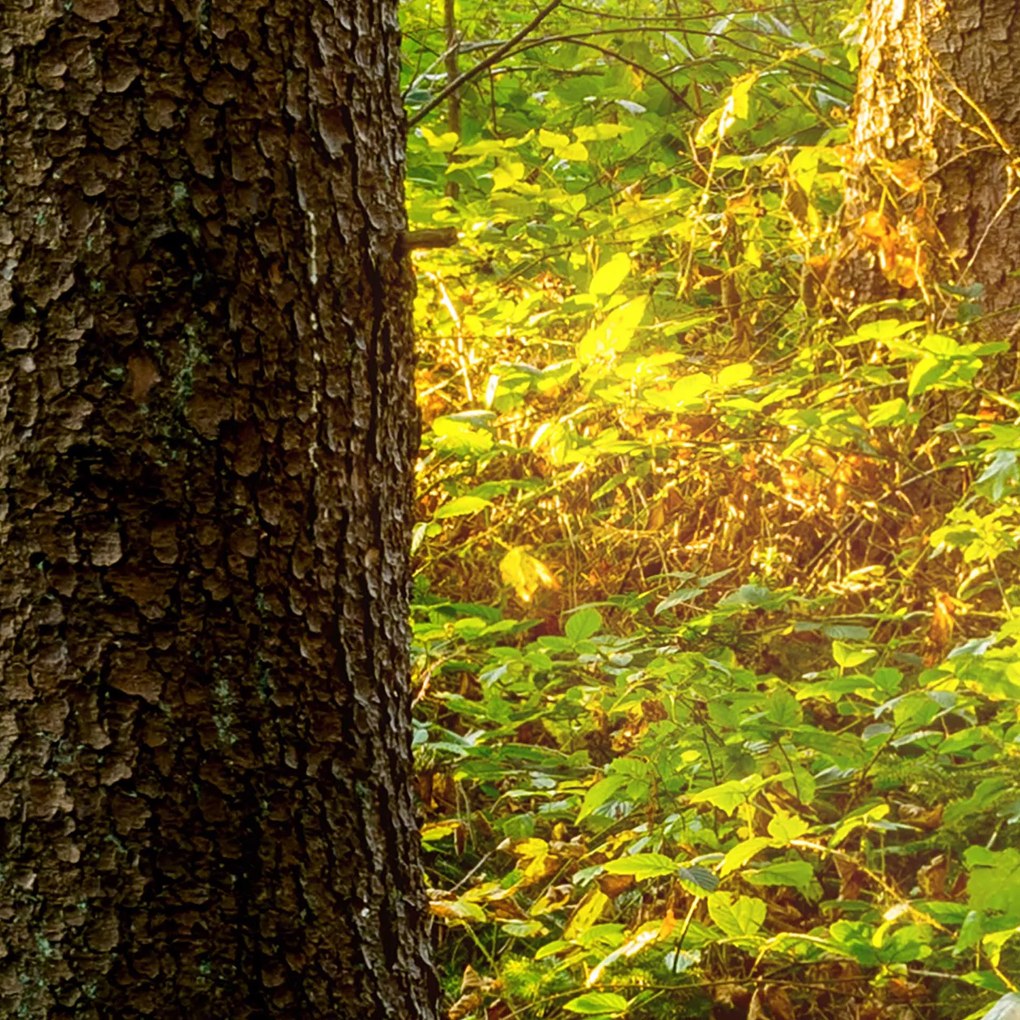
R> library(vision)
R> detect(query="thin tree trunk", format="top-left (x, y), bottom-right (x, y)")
top-left (0, 1), bottom-right (437, 1016)
top-left (844, 0), bottom-right (1020, 331)
top-left (444, 0), bottom-right (462, 199)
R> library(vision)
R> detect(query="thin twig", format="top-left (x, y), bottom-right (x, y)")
top-left (407, 0), bottom-right (567, 129)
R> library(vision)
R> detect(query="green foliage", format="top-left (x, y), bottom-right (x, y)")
top-left (402, 1), bottom-right (1020, 1017)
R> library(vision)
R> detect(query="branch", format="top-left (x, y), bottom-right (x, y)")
top-left (406, 0), bottom-right (567, 129)
top-left (508, 34), bottom-right (695, 113)
top-left (398, 227), bottom-right (459, 258)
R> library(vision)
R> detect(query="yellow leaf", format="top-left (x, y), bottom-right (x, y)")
top-left (557, 140), bottom-right (589, 161)
top-left (420, 820), bottom-right (463, 842)
top-left (429, 898), bottom-right (487, 923)
top-left (589, 252), bottom-right (632, 299)
top-left (578, 295), bottom-right (648, 362)
top-left (573, 124), bottom-right (630, 142)
top-left (499, 547), bottom-right (559, 602)
top-left (539, 128), bottom-right (570, 149)
top-left (564, 888), bottom-right (609, 940)
top-left (490, 159), bottom-right (525, 192)
top-left (419, 126), bottom-right (460, 153)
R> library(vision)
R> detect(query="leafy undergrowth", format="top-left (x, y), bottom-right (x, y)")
top-left (402, 1), bottom-right (1020, 1017)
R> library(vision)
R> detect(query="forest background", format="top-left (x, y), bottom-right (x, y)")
top-left (400, 0), bottom-right (1020, 1018)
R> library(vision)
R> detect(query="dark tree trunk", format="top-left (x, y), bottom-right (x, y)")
top-left (844, 0), bottom-right (1020, 331)
top-left (0, 1), bottom-right (438, 1017)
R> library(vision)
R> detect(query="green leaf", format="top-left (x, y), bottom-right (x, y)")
top-left (603, 853), bottom-right (678, 881)
top-left (430, 416), bottom-right (494, 457)
top-left (564, 992), bottom-right (629, 1015)
top-left (745, 860), bottom-right (815, 895)
top-left (831, 804), bottom-right (890, 846)
top-left (566, 607), bottom-right (603, 641)
top-left (535, 939), bottom-right (570, 960)
top-left (538, 127), bottom-right (588, 161)
top-left (418, 126), bottom-right (459, 153)
top-left (832, 641), bottom-right (876, 669)
top-left (868, 397), bottom-right (910, 427)
top-left (767, 812), bottom-right (810, 843)
top-left (432, 897), bottom-right (487, 923)
top-left (908, 354), bottom-right (950, 397)
top-left (573, 123), bottom-right (630, 142)
top-left (965, 847), bottom-right (1020, 916)
top-left (433, 495), bottom-right (492, 519)
top-left (717, 584), bottom-right (786, 610)
top-left (538, 128), bottom-right (570, 150)
top-left (689, 774), bottom-right (779, 814)
top-left (564, 890), bottom-right (609, 940)
top-left (720, 837), bottom-right (771, 877)
top-left (828, 920), bottom-right (880, 965)
top-left (852, 318), bottom-right (924, 342)
top-left (765, 690), bottom-right (803, 727)
top-left (977, 450), bottom-right (1020, 502)
top-left (501, 919), bottom-right (546, 938)
top-left (677, 865), bottom-right (720, 893)
top-left (689, 779), bottom-right (751, 813)
top-left (708, 892), bottom-right (766, 937)
top-left (876, 923), bottom-right (933, 964)
top-left (655, 587), bottom-right (703, 614)
top-left (696, 74), bottom-right (756, 143)
top-left (577, 774), bottom-right (629, 823)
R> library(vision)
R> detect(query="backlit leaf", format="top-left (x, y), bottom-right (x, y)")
top-left (578, 296), bottom-right (648, 362)
top-left (603, 853), bottom-right (678, 881)
top-left (499, 547), bottom-right (558, 603)
top-left (434, 495), bottom-right (492, 519)
top-left (564, 992), bottom-right (629, 1015)
top-left (589, 253), bottom-right (632, 299)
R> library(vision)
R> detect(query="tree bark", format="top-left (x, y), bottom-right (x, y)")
top-left (845, 0), bottom-right (1020, 330)
top-left (0, 1), bottom-right (438, 1017)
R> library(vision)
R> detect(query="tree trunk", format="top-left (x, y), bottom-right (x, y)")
top-left (0, 2), bottom-right (438, 1017)
top-left (845, 0), bottom-right (1020, 330)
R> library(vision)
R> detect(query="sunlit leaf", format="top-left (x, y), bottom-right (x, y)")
top-left (720, 837), bottom-right (771, 877)
top-left (434, 495), bottom-right (492, 519)
top-left (832, 641), bottom-right (876, 669)
top-left (429, 897), bottom-right (486, 923)
top-left (499, 547), bottom-right (558, 603)
top-left (578, 296), bottom-right (648, 362)
top-left (564, 889), bottom-right (609, 941)
top-left (717, 362), bottom-right (754, 387)
top-left (420, 820), bottom-right (463, 842)
top-left (589, 253), bottom-right (632, 299)
top-left (767, 813), bottom-right (810, 843)
top-left (603, 853), bottom-right (678, 881)
top-left (564, 992), bottom-right (629, 1015)
top-left (577, 774), bottom-right (629, 823)
top-left (573, 123), bottom-right (631, 142)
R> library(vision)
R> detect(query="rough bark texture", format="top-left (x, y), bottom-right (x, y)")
top-left (845, 0), bottom-right (1020, 329)
top-left (0, 1), bottom-right (438, 1016)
